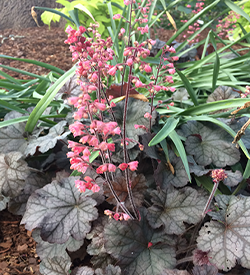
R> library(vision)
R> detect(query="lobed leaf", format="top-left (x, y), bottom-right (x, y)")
top-left (21, 177), bottom-right (98, 244)
top-left (0, 111), bottom-right (27, 154)
top-left (113, 98), bottom-right (157, 149)
top-left (154, 150), bottom-right (190, 188)
top-left (104, 171), bottom-right (146, 210)
top-left (192, 265), bottom-right (219, 275)
top-left (95, 265), bottom-right (122, 275)
top-left (39, 256), bottom-right (71, 275)
top-left (0, 152), bottom-right (30, 197)
top-left (25, 121), bottom-right (70, 156)
top-left (197, 195), bottom-right (250, 271)
top-left (147, 186), bottom-right (206, 235)
top-left (33, 229), bottom-right (83, 260)
top-left (179, 121), bottom-right (240, 166)
top-left (104, 208), bottom-right (176, 275)
top-left (0, 194), bottom-right (9, 211)
top-left (8, 172), bottom-right (49, 215)
top-left (72, 267), bottom-right (94, 275)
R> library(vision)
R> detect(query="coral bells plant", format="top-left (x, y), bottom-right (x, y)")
top-left (64, 2), bottom-right (178, 220)
top-left (4, 1), bottom-right (249, 275)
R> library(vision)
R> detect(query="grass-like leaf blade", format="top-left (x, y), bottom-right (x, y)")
top-left (175, 69), bottom-right (198, 106)
top-left (169, 130), bottom-right (191, 182)
top-left (25, 66), bottom-right (76, 133)
top-left (149, 117), bottom-right (180, 146)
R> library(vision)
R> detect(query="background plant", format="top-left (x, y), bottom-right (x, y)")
top-left (38, 0), bottom-right (125, 38)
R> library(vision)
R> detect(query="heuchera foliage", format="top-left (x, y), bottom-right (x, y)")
top-left (1, 0), bottom-right (250, 274)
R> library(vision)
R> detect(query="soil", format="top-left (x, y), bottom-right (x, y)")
top-left (0, 25), bottom-right (249, 275)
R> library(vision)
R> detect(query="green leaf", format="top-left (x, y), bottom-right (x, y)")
top-left (0, 100), bottom-right (28, 114)
top-left (225, 0), bottom-right (250, 23)
top-left (166, 0), bottom-right (220, 45)
top-left (34, 6), bottom-right (75, 24)
top-left (0, 54), bottom-right (64, 75)
top-left (75, 3), bottom-right (96, 22)
top-left (175, 69), bottom-right (198, 106)
top-left (69, 9), bottom-right (80, 29)
top-left (107, 2), bottom-right (116, 36)
top-left (238, 22), bottom-right (250, 43)
top-left (25, 66), bottom-right (76, 133)
top-left (212, 53), bottom-right (220, 92)
top-left (169, 130), bottom-right (191, 182)
top-left (0, 70), bottom-right (22, 85)
top-left (149, 117), bottom-right (180, 146)
top-left (178, 98), bottom-right (250, 116)
top-left (0, 64), bottom-right (50, 82)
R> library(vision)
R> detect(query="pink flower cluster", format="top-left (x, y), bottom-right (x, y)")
top-left (217, 10), bottom-right (241, 38)
top-left (180, 0), bottom-right (205, 43)
top-left (241, 86), bottom-right (250, 98)
top-left (211, 169), bottom-right (227, 184)
top-left (104, 210), bottom-right (130, 221)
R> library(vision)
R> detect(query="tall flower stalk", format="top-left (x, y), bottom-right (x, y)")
top-left (65, 0), bottom-right (178, 221)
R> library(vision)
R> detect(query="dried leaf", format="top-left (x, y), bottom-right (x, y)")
top-left (197, 195), bottom-right (250, 271)
top-left (231, 102), bottom-right (250, 115)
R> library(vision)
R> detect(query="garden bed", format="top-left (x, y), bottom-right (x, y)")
top-left (0, 24), bottom-right (250, 275)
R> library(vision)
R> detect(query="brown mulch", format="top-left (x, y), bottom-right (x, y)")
top-left (0, 25), bottom-right (249, 275)
top-left (0, 26), bottom-right (72, 80)
top-left (0, 210), bottom-right (40, 275)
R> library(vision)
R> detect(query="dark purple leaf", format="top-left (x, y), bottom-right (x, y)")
top-left (179, 121), bottom-right (240, 166)
top-left (104, 208), bottom-right (176, 275)
top-left (148, 186), bottom-right (206, 234)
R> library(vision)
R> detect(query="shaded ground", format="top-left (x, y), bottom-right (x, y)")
top-left (0, 25), bottom-right (249, 275)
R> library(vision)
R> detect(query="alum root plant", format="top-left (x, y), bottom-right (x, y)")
top-left (65, 0), bottom-right (178, 221)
